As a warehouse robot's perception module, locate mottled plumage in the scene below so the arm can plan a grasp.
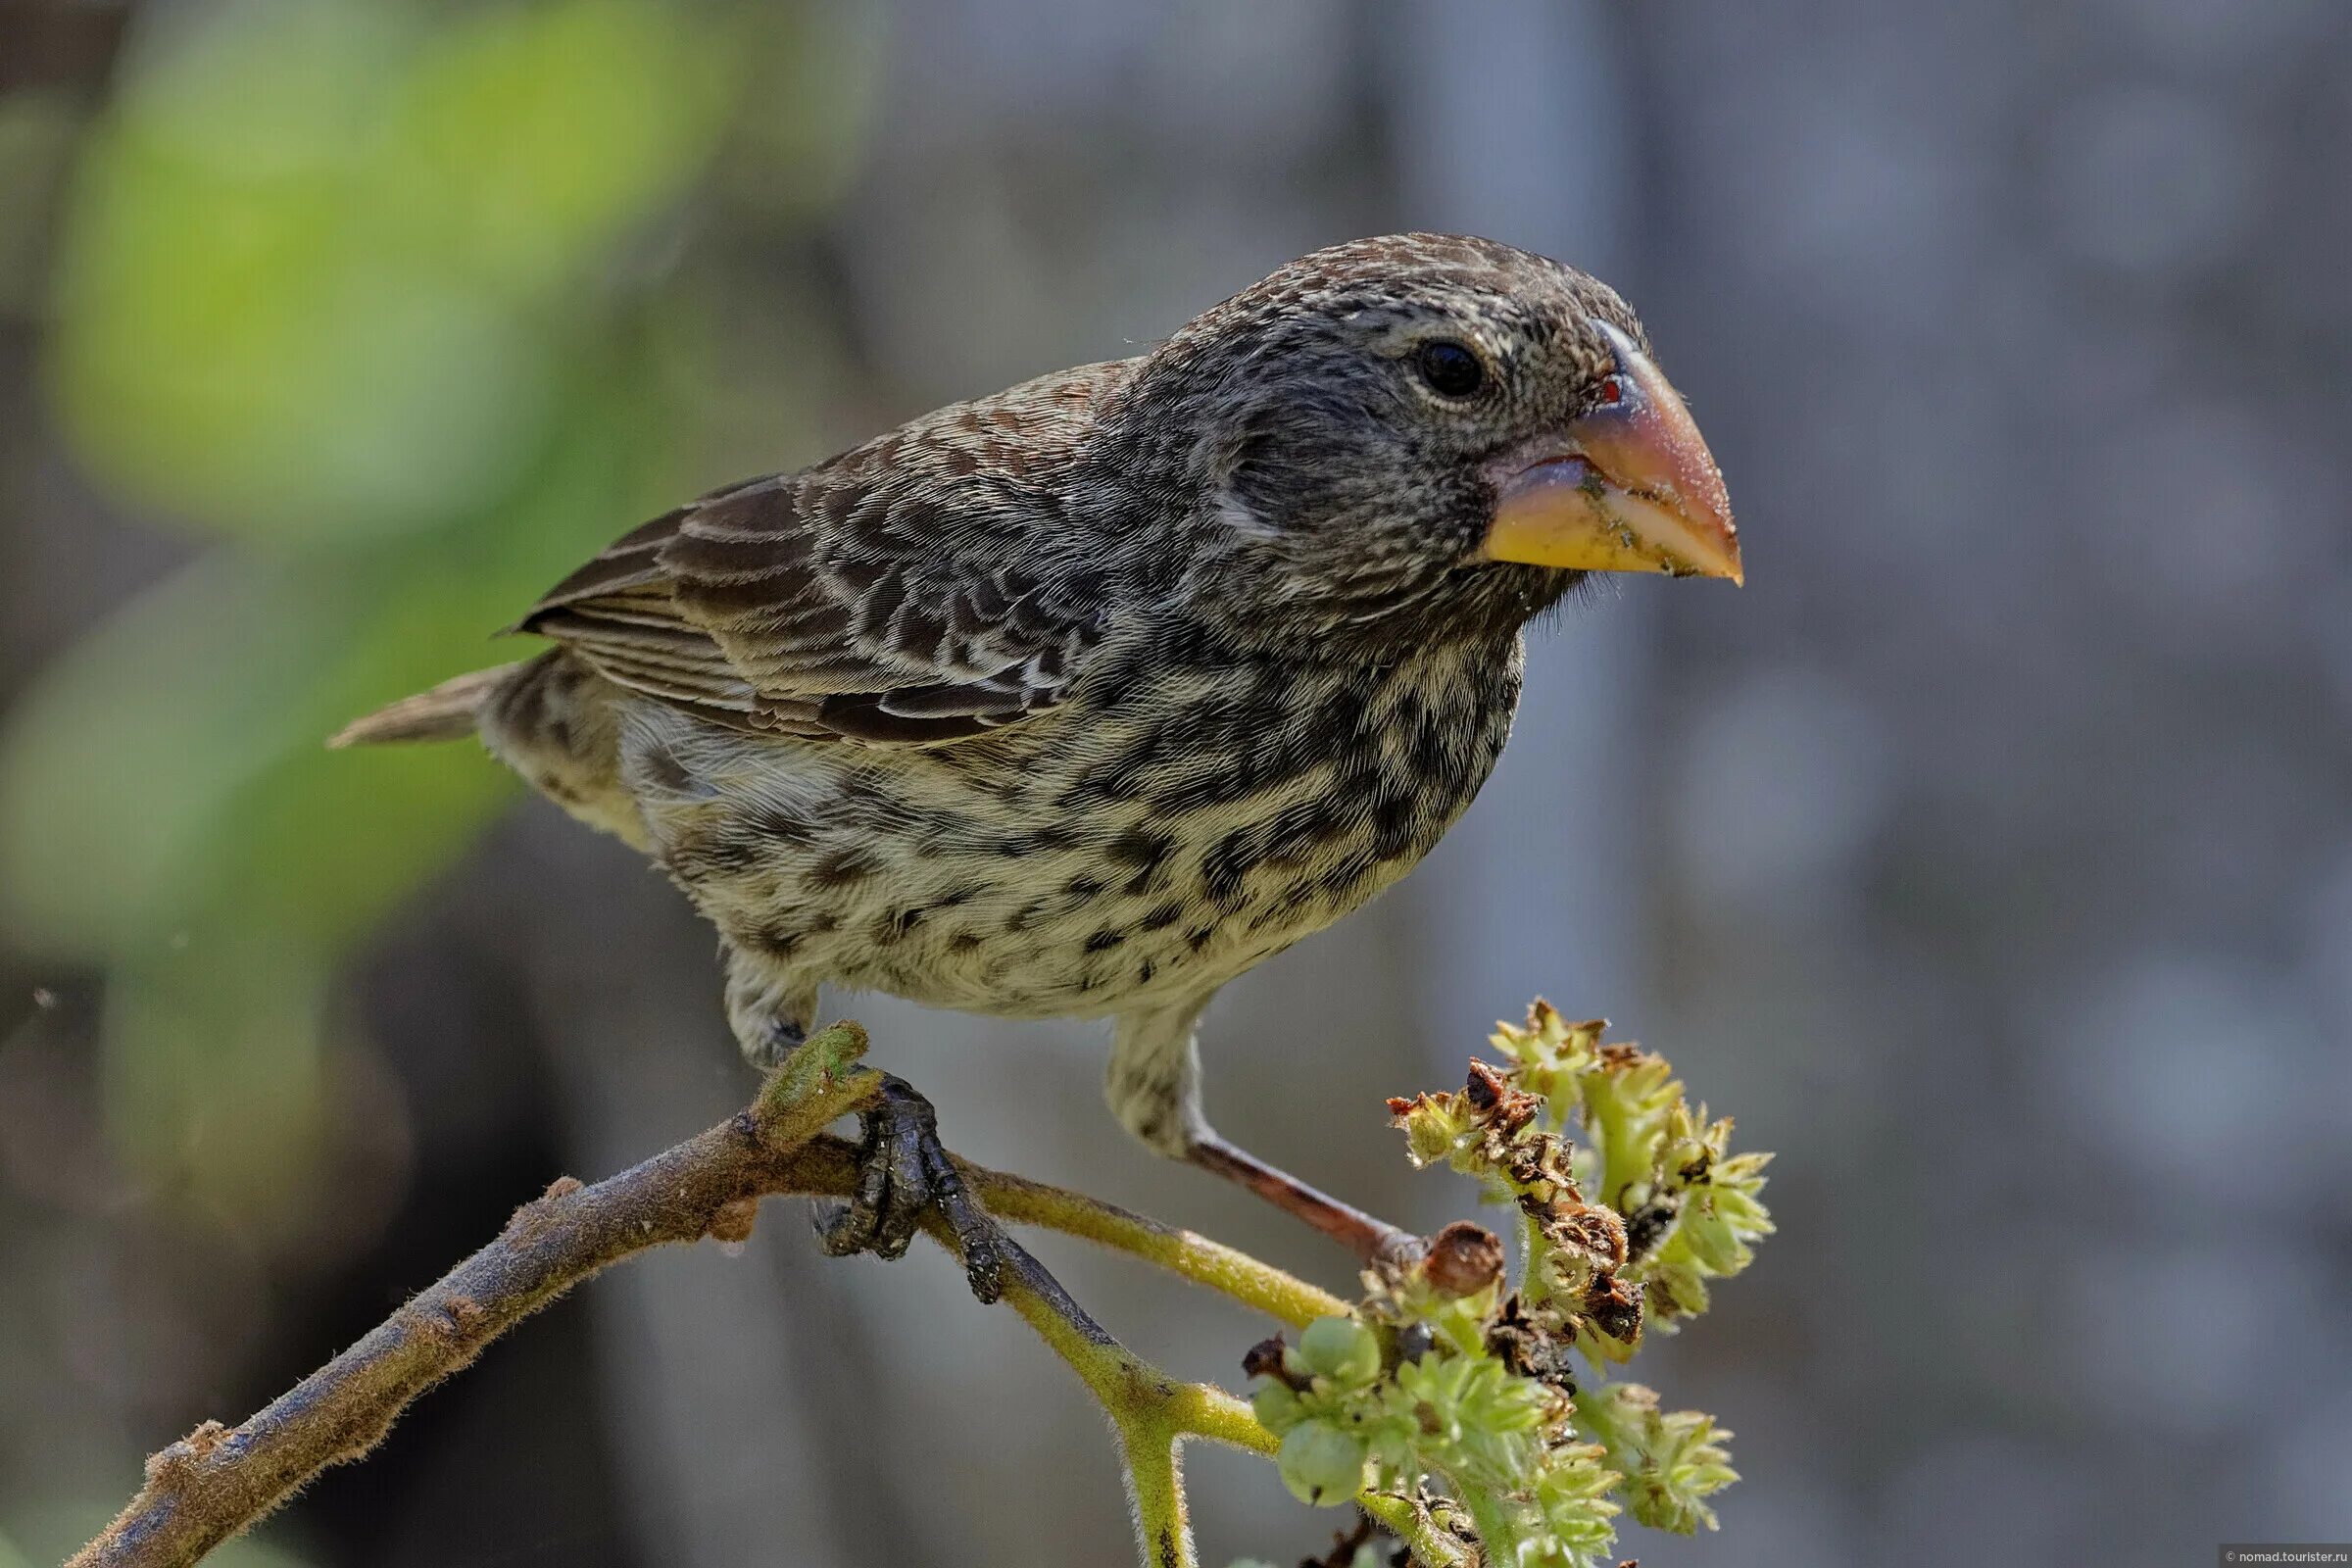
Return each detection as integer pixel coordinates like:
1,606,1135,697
339,233,1739,1252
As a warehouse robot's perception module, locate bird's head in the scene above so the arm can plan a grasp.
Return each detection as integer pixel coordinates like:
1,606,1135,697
1116,233,1740,648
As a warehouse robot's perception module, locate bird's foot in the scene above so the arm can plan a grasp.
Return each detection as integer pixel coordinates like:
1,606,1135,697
815,1073,1007,1303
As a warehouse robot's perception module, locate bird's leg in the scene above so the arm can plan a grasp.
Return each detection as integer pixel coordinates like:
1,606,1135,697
815,1073,1009,1303
724,957,819,1072
723,954,1010,1301
1186,1131,1421,1267
1108,1003,1421,1267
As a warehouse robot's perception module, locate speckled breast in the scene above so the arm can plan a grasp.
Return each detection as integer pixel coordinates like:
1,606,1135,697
626,634,1524,1019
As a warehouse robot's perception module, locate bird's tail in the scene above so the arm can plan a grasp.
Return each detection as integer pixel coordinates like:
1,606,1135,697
328,664,519,748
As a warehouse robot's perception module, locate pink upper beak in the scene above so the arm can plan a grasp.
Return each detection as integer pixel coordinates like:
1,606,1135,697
1479,322,1741,585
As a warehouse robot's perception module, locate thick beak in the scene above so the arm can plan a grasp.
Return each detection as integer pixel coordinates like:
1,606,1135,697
1479,322,1742,585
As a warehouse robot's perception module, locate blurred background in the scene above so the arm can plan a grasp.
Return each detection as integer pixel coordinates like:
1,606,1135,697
2,0,2348,1563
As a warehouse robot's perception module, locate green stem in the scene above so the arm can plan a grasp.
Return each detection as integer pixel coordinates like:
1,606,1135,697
1588,1085,1641,1210
1360,1493,1469,1568
970,1166,1351,1328
789,1131,1402,1566
1518,1202,1553,1309
963,1239,1254,1568
1456,1480,1527,1568
1117,1416,1193,1568
1165,1384,1273,1455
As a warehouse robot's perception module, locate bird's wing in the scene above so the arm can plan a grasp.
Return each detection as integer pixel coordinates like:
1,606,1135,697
515,361,1137,745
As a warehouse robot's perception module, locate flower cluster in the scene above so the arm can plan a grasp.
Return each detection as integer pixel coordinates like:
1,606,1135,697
1478,1003,1775,1331
1246,1003,1774,1566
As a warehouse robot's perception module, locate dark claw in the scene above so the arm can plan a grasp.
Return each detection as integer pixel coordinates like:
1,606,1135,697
924,1140,1005,1302
812,1074,1008,1303
815,1110,892,1258
868,1096,930,1261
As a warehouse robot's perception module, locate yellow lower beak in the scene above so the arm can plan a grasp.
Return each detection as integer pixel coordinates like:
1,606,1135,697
1479,324,1742,585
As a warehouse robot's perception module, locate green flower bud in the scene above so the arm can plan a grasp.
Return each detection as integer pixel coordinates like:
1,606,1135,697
1296,1315,1382,1387
1250,1379,1303,1433
1277,1419,1367,1507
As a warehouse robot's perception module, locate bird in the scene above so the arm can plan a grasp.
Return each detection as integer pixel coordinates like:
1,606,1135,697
334,233,1740,1298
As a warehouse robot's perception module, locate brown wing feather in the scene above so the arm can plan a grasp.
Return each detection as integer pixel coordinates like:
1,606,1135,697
517,506,693,619
511,361,1136,744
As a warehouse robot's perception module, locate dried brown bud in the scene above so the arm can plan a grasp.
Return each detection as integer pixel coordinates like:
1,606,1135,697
1623,1198,1679,1262
1243,1335,1305,1390
144,1421,229,1485
1421,1220,1506,1298
1488,1298,1581,1390
1463,1058,1510,1110
506,1175,586,1245
708,1195,760,1245
1502,1133,1581,1196
1462,1058,1543,1138
1554,1202,1630,1270
1584,1271,1644,1346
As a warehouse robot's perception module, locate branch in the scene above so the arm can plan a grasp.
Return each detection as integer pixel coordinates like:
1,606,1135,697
67,1023,1344,1568
970,1163,1348,1327
69,1022,883,1568
71,1001,1773,1568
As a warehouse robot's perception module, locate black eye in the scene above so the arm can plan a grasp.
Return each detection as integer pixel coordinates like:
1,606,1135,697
1415,339,1485,398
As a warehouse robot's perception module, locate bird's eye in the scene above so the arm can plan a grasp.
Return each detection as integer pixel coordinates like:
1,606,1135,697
1415,339,1486,398
1596,374,1626,407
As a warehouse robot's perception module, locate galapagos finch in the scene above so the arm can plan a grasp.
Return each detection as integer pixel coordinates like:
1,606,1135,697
335,233,1740,1295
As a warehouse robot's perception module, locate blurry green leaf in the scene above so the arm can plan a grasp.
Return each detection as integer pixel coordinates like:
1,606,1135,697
104,928,335,1224
14,0,823,1235
384,0,740,292
715,0,886,217
45,0,735,541
0,362,666,960
182,373,687,949
120,0,416,177
0,555,326,956
44,0,461,538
